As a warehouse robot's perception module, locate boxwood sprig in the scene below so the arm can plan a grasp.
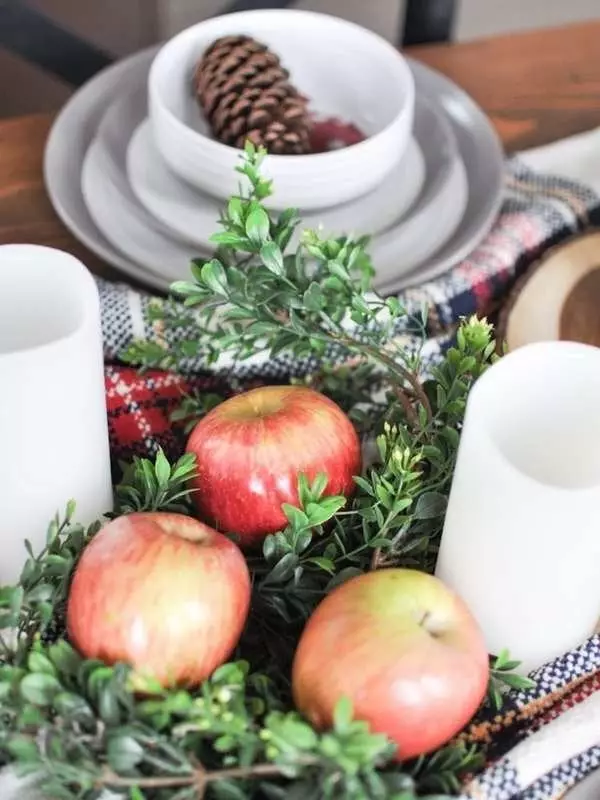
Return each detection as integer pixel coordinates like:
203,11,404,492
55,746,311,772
0,454,530,799
0,145,534,798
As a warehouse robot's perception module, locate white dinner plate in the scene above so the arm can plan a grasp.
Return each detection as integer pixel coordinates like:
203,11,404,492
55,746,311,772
81,87,204,283
43,49,167,291
80,78,463,287
384,60,504,291
128,117,425,249
368,99,467,284
44,46,503,294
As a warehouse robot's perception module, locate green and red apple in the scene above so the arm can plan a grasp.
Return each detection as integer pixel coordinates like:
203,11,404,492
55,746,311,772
67,512,250,688
186,385,361,547
292,568,489,759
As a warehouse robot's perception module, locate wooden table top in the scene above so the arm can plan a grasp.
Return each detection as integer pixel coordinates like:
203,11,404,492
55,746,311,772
1,20,600,285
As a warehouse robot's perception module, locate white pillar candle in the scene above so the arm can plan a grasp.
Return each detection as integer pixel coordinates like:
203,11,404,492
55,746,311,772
0,245,113,584
436,340,600,674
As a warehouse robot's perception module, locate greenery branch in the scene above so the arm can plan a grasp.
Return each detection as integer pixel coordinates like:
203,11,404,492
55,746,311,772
0,145,534,798
0,450,530,799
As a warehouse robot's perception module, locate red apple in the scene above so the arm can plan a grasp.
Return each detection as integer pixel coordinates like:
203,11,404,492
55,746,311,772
185,386,361,548
292,569,489,759
67,512,251,688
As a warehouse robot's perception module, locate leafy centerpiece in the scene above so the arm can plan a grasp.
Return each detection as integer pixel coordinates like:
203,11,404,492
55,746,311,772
0,145,533,799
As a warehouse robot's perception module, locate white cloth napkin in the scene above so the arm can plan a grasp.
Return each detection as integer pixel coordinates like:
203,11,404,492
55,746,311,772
520,126,600,194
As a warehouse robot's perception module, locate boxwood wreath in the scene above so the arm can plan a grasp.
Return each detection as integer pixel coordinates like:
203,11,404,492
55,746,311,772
0,145,535,799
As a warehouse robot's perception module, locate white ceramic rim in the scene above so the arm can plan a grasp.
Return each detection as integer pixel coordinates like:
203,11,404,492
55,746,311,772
81,135,198,283
148,8,415,168
43,48,168,291
127,116,426,249
371,157,468,284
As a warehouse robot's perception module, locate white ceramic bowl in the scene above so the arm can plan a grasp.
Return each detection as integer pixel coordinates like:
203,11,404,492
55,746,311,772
148,9,415,210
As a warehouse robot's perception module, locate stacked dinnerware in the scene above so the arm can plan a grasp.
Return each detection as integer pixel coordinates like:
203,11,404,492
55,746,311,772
44,9,504,294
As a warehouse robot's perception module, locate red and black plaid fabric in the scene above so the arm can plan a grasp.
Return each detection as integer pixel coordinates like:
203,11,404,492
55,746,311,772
105,364,224,468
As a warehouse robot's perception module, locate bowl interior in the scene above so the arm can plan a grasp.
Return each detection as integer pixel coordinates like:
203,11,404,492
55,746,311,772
152,10,411,147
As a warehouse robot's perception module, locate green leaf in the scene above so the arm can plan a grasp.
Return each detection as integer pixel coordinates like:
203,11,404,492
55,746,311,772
263,535,277,561
154,448,171,489
369,537,394,549
6,735,40,762
54,692,94,721
282,504,309,530
375,483,393,509
488,682,504,711
297,474,311,509
260,241,284,275
211,232,250,250
263,553,299,585
107,733,144,773
170,280,204,300
227,196,244,226
48,641,81,676
303,282,323,311
246,206,271,245
353,476,375,497
494,672,536,691
214,734,236,752
9,585,24,617
310,473,329,500
295,530,312,554
26,583,54,602
306,557,335,574
200,259,228,295
414,492,447,520
279,716,319,750
246,321,279,338
27,651,57,676
20,673,62,706
305,496,346,527
333,696,353,732
492,648,511,670
46,519,60,546
326,567,364,590
327,260,350,281
99,683,122,725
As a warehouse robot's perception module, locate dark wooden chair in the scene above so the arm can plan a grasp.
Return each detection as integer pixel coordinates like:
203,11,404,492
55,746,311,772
0,0,457,88
402,0,457,46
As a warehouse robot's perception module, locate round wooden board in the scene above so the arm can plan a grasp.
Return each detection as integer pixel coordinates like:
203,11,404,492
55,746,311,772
497,229,600,351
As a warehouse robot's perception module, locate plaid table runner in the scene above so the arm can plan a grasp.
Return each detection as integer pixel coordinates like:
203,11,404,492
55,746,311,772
97,153,600,799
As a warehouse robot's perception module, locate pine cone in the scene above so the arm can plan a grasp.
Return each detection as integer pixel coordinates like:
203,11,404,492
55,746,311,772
194,35,312,155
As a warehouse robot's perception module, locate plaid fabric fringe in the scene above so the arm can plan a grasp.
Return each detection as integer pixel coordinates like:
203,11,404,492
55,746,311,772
99,156,600,798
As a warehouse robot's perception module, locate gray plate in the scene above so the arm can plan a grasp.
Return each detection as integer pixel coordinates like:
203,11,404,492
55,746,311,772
44,47,503,294
378,58,504,293
44,48,167,292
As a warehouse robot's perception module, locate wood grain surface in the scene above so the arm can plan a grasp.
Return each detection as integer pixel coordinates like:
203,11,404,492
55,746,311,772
1,21,600,284
411,21,600,151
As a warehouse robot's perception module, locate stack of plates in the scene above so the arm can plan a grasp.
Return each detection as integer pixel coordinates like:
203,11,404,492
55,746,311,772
44,44,503,295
